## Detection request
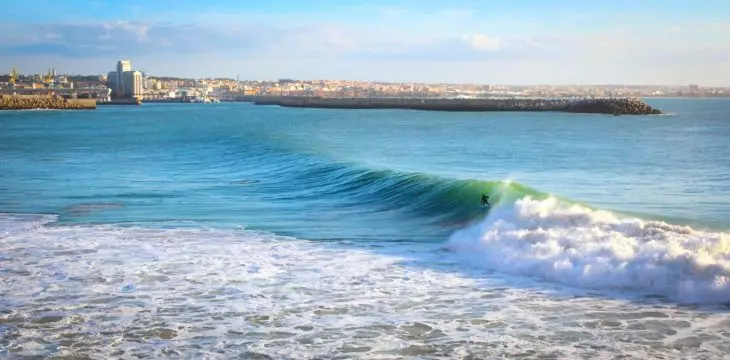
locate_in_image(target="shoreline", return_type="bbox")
[241,96,662,115]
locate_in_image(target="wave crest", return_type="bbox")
[445,197,730,303]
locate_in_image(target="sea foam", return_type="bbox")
[2,213,730,358]
[446,197,730,303]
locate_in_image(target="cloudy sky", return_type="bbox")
[2,0,729,85]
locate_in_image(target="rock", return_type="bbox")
[564,98,662,115]
[0,94,95,110]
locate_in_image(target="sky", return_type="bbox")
[1,0,729,85]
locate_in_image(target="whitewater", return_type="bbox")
[448,196,730,303]
[3,211,730,359]
[2,99,730,358]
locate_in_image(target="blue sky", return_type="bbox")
[1,0,729,85]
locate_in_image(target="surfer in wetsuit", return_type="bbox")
[481,194,490,207]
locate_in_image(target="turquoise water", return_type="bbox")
[2,99,728,231]
[1,100,729,358]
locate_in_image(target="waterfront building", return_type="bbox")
[106,60,143,99]
[116,60,131,98]
[124,70,143,99]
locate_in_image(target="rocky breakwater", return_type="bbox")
[253,96,662,115]
[0,95,96,110]
[563,98,661,115]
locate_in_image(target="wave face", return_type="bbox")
[225,135,552,226]
[446,197,730,303]
[290,162,547,223]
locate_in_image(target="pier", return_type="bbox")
[0,87,109,100]
[243,96,662,115]
[1,95,96,110]
[96,98,142,106]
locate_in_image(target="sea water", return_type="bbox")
[1,99,729,358]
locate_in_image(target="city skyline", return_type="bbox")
[4,69,730,90]
[1,0,729,86]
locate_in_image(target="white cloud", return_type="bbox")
[461,34,502,52]
[1,20,726,64]
[0,19,729,85]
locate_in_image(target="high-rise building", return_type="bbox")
[107,60,146,99]
[116,60,131,98]
[124,70,143,99]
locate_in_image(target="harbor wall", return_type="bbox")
[96,98,142,106]
[0,95,96,110]
[248,96,661,115]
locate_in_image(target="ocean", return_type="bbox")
[1,98,729,359]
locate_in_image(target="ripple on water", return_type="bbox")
[1,217,730,359]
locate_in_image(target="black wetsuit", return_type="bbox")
[481,195,490,207]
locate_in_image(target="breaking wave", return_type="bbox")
[446,197,730,303]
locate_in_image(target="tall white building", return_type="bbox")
[124,71,143,99]
[107,60,145,99]
[116,60,131,98]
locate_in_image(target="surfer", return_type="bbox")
[481,194,490,207]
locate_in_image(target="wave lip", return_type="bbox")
[445,197,730,303]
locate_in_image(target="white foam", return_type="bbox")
[2,213,730,358]
[446,196,730,303]
[0,212,58,238]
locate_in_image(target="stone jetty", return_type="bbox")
[0,95,96,110]
[564,98,661,114]
[247,96,662,115]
